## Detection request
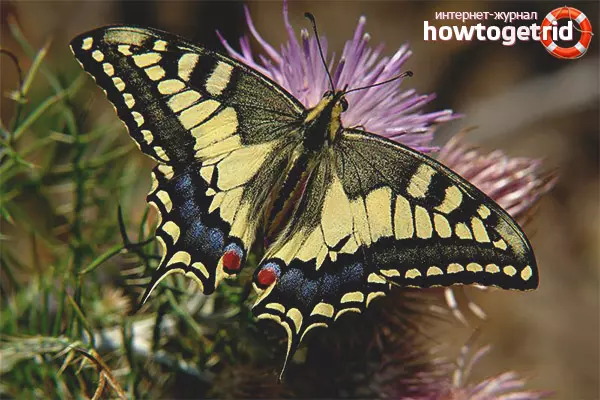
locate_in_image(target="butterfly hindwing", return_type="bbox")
[144,134,299,299]
[252,158,391,373]
[252,128,538,366]
[144,164,231,298]
[70,26,306,297]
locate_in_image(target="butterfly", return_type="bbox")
[71,24,538,375]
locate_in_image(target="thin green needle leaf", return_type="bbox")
[21,39,51,97]
[52,278,67,336]
[78,244,124,276]
[166,291,206,339]
[138,206,150,242]
[11,74,85,141]
[8,15,62,93]
[66,294,95,348]
[0,203,15,224]
[12,91,66,141]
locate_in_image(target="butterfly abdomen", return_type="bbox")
[264,150,316,244]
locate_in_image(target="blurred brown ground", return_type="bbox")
[1,1,598,398]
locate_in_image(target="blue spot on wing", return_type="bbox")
[179,198,201,220]
[342,262,364,284]
[174,174,194,196]
[279,269,304,298]
[204,227,225,258]
[320,273,341,299]
[300,280,319,307]
[166,168,229,261]
[185,220,206,246]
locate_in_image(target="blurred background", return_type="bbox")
[1,1,598,398]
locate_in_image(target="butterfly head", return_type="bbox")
[302,12,412,148]
[323,90,348,107]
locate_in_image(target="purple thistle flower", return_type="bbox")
[439,345,553,400]
[218,2,457,153]
[377,344,552,399]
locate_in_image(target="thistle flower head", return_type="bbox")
[440,345,552,400]
[378,344,552,400]
[218,2,457,153]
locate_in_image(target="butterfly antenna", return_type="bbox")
[344,70,413,95]
[304,12,335,92]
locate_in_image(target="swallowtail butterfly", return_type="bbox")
[71,24,538,375]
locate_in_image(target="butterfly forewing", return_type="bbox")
[337,130,537,287]
[70,26,306,297]
[70,26,304,164]
[252,128,538,367]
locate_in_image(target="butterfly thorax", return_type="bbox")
[302,92,346,149]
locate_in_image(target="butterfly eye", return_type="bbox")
[340,98,348,112]
[323,90,333,98]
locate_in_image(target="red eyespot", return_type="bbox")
[257,268,277,287]
[222,250,241,271]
